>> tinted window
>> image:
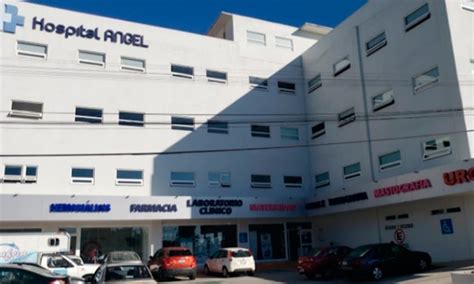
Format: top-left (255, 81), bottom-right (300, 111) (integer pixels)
top-left (231, 250), bottom-right (251, 258)
top-left (346, 245), bottom-right (373, 258)
top-left (105, 265), bottom-right (151, 280)
top-left (169, 250), bottom-right (192, 257)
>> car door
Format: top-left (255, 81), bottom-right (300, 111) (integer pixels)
top-left (390, 244), bottom-right (412, 272)
top-left (215, 250), bottom-right (227, 271)
top-left (207, 251), bottom-right (218, 272)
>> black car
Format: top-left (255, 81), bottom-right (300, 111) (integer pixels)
top-left (341, 243), bottom-right (431, 281)
top-left (0, 263), bottom-right (70, 284)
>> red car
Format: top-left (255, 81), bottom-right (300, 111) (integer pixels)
top-left (147, 247), bottom-right (197, 281)
top-left (297, 246), bottom-right (352, 279)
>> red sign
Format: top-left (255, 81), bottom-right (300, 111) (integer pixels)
top-left (443, 167), bottom-right (474, 186)
top-left (394, 228), bottom-right (406, 244)
top-left (249, 204), bottom-right (297, 212)
top-left (373, 179), bottom-right (432, 198)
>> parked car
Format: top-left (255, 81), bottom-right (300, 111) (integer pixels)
top-left (91, 261), bottom-right (155, 284)
top-left (0, 263), bottom-right (71, 284)
top-left (297, 246), bottom-right (352, 279)
top-left (39, 254), bottom-right (99, 281)
top-left (147, 247), bottom-right (196, 281)
top-left (204, 247), bottom-right (255, 277)
top-left (341, 243), bottom-right (432, 280)
top-left (100, 251), bottom-right (141, 264)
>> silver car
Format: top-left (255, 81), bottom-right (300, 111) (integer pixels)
top-left (91, 261), bottom-right (156, 284)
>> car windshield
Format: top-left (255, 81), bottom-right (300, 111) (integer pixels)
top-left (346, 245), bottom-right (373, 258)
top-left (109, 252), bottom-right (141, 262)
top-left (67, 256), bottom-right (84, 266)
top-left (313, 248), bottom-right (329, 257)
top-left (231, 250), bottom-right (251, 258)
top-left (169, 250), bottom-right (192, 257)
top-left (105, 265), bottom-right (151, 281)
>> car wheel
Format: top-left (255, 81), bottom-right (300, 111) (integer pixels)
top-left (371, 266), bottom-right (383, 281)
top-left (204, 265), bottom-right (210, 275)
top-left (82, 274), bottom-right (93, 282)
top-left (189, 273), bottom-right (196, 280)
top-left (222, 266), bottom-right (229, 278)
top-left (247, 270), bottom-right (255, 276)
top-left (418, 258), bottom-right (429, 271)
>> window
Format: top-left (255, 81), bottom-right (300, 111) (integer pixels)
top-left (251, 124), bottom-right (270, 138)
top-left (75, 107), bottom-right (103, 124)
top-left (275, 36), bottom-right (293, 50)
top-left (311, 122), bottom-right (325, 139)
top-left (284, 176), bottom-right (302, 188)
top-left (171, 116), bottom-right (194, 131)
top-left (308, 74), bottom-right (322, 94)
top-left (171, 64), bottom-right (194, 79)
top-left (17, 41), bottom-right (47, 58)
top-left (119, 111), bottom-right (144, 127)
top-left (372, 90), bottom-right (394, 112)
top-left (71, 168), bottom-right (94, 184)
top-left (120, 57), bottom-right (145, 72)
top-left (3, 165), bottom-right (37, 183)
top-left (423, 137), bottom-right (451, 160)
top-left (343, 162), bottom-right (361, 180)
top-left (405, 3), bottom-right (430, 32)
top-left (338, 107), bottom-right (356, 127)
top-left (247, 31), bottom-right (266, 46)
top-left (207, 120), bottom-right (228, 134)
top-left (413, 66), bottom-right (439, 93)
top-left (333, 57), bottom-right (351, 77)
top-left (9, 100), bottom-right (43, 119)
top-left (208, 172), bottom-right (231, 188)
top-left (170, 172), bottom-right (195, 187)
top-left (278, 81), bottom-right (296, 94)
top-left (315, 172), bottom-right (330, 188)
top-left (431, 209), bottom-right (444, 215)
top-left (249, 76), bottom-right (268, 90)
top-left (206, 70), bottom-right (227, 84)
top-left (446, 207), bottom-right (461, 213)
top-left (379, 150), bottom-right (401, 171)
top-left (366, 32), bottom-right (387, 56)
top-left (78, 50), bottom-right (105, 67)
top-left (385, 215), bottom-right (396, 221)
top-left (116, 169), bottom-right (143, 186)
top-left (280, 127), bottom-right (299, 140)
top-left (398, 214), bottom-right (409, 219)
top-left (251, 174), bottom-right (271, 188)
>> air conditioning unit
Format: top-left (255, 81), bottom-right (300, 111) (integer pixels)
top-left (9, 110), bottom-right (42, 119)
top-left (423, 148), bottom-right (451, 161)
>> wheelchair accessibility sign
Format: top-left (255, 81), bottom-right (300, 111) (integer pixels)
top-left (440, 219), bottom-right (454, 235)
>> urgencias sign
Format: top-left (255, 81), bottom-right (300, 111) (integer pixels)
top-left (443, 167), bottom-right (474, 186)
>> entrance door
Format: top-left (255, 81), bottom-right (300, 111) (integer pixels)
top-left (287, 223), bottom-right (313, 260)
top-left (299, 229), bottom-right (313, 257)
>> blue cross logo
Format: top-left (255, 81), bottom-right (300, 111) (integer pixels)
top-left (1, 2), bottom-right (24, 34)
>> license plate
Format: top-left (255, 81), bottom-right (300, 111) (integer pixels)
top-left (178, 259), bottom-right (185, 263)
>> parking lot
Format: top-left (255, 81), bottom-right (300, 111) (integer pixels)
top-left (158, 261), bottom-right (474, 284)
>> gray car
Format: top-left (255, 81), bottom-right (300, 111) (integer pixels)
top-left (91, 261), bottom-right (156, 284)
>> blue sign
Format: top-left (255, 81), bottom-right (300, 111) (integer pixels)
top-left (130, 204), bottom-right (177, 213)
top-left (1, 3), bottom-right (25, 34)
top-left (49, 203), bottom-right (111, 213)
top-left (239, 232), bottom-right (248, 243)
top-left (440, 218), bottom-right (454, 235)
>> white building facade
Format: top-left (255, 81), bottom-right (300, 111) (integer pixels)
top-left (1, 0), bottom-right (474, 264)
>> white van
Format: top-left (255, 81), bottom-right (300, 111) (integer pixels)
top-left (39, 254), bottom-right (99, 281)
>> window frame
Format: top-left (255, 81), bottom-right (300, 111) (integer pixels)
top-left (338, 107), bottom-right (356, 127)
top-left (422, 137), bottom-right (451, 161)
top-left (280, 127), bottom-right (299, 141)
top-left (170, 171), bottom-right (195, 187)
top-left (251, 174), bottom-right (272, 189)
top-left (118, 111), bottom-right (145, 127)
top-left (247, 31), bottom-right (266, 46)
top-left (249, 76), bottom-right (268, 90)
top-left (78, 50), bottom-right (106, 67)
top-left (171, 116), bottom-right (194, 131)
top-left (343, 162), bottom-right (361, 180)
top-left (207, 120), bottom-right (229, 134)
top-left (413, 66), bottom-right (439, 94)
top-left (366, 32), bottom-right (387, 57)
top-left (404, 3), bottom-right (431, 32)
top-left (70, 167), bottom-right (95, 185)
top-left (308, 74), bottom-right (322, 94)
top-left (275, 36), bottom-right (293, 51)
top-left (208, 172), bottom-right (231, 188)
top-left (315, 172), bottom-right (330, 188)
top-left (251, 124), bottom-right (271, 138)
top-left (3, 165), bottom-right (37, 183)
top-left (333, 57), bottom-right (351, 77)
top-left (277, 81), bottom-right (296, 94)
top-left (311, 122), bottom-right (326, 139)
top-left (372, 89), bottom-right (395, 112)
top-left (75, 106), bottom-right (103, 124)
top-left (120, 56), bottom-right (146, 73)
top-left (115, 169), bottom-right (144, 186)
top-left (16, 41), bottom-right (48, 59)
top-left (283, 175), bottom-right (302, 188)
top-left (206, 70), bottom-right (228, 84)
top-left (9, 100), bottom-right (43, 119)
top-left (171, 64), bottom-right (194, 79)
top-left (379, 150), bottom-right (402, 172)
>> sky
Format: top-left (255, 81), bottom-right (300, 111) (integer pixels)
top-left (25, 0), bottom-right (368, 35)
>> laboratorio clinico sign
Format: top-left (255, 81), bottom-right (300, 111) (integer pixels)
top-left (186, 199), bottom-right (243, 215)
